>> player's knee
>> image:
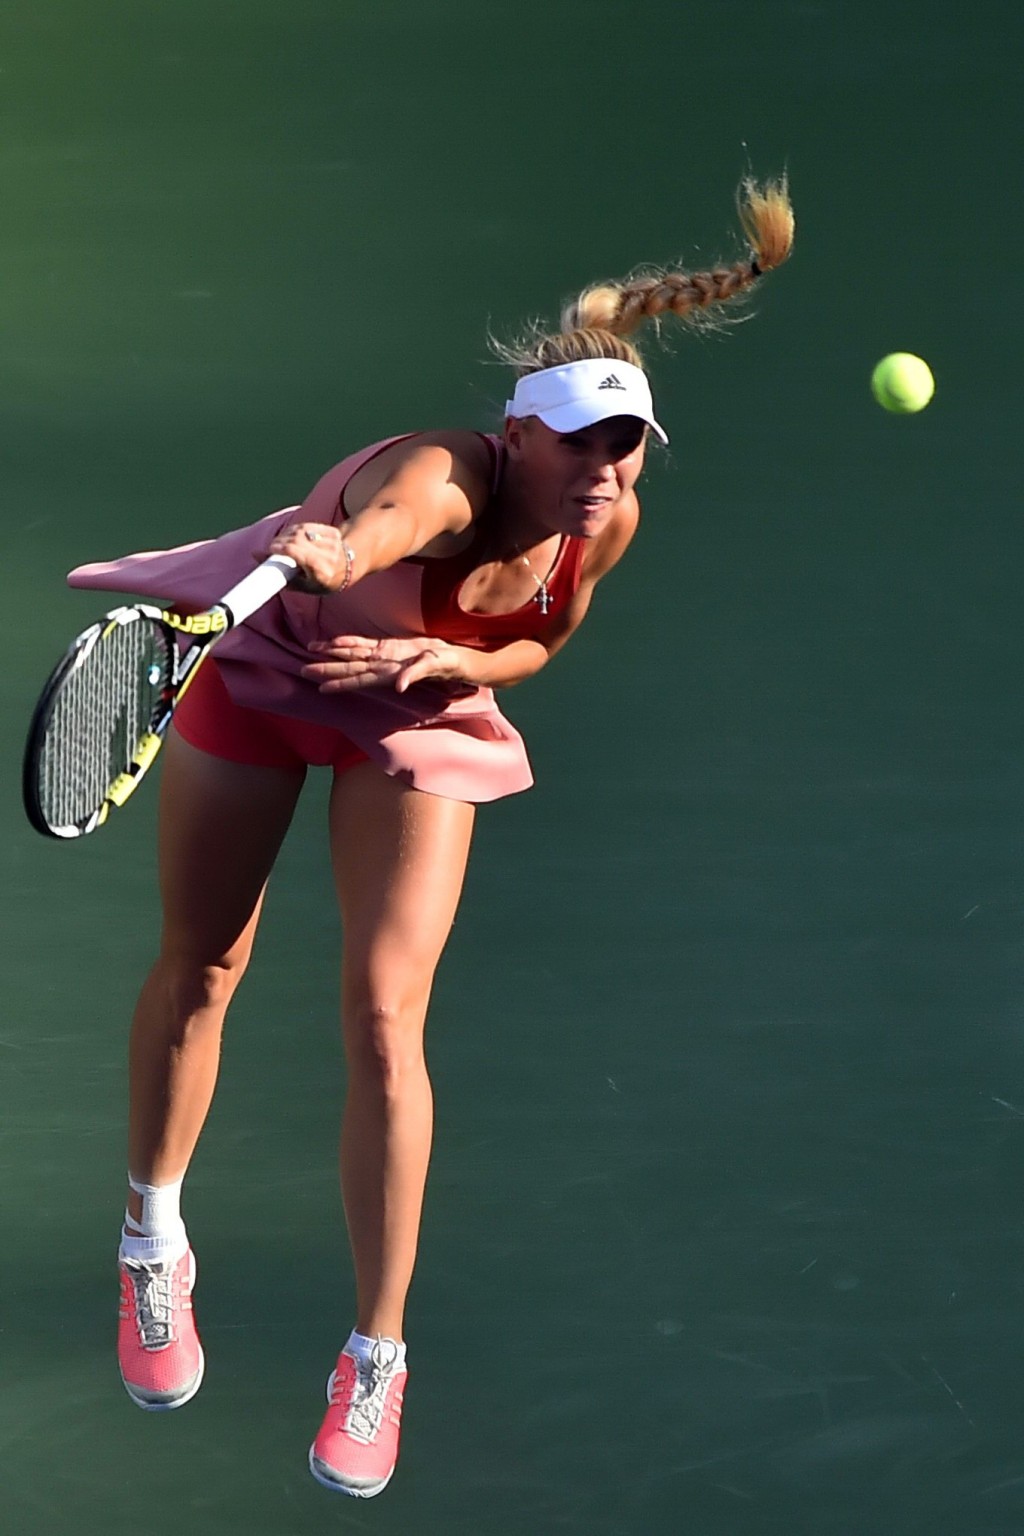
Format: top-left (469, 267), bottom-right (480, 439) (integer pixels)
top-left (159, 953), bottom-right (248, 1021)
top-left (345, 999), bottom-right (427, 1094)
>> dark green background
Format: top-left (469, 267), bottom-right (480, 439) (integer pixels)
top-left (4, 3), bottom-right (1024, 1532)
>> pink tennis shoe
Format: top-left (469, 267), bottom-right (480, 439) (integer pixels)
top-left (308, 1337), bottom-right (407, 1497)
top-left (117, 1247), bottom-right (205, 1410)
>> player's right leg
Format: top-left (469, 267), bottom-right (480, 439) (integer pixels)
top-left (118, 730), bottom-right (305, 1410)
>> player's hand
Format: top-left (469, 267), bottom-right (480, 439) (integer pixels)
top-left (265, 523), bottom-right (350, 592)
top-left (302, 635), bottom-right (465, 694)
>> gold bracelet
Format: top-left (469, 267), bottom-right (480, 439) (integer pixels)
top-left (339, 539), bottom-right (354, 591)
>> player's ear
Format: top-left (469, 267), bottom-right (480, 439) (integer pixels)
top-left (504, 416), bottom-right (526, 457)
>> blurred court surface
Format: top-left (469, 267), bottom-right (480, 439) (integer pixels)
top-left (4, 2), bottom-right (1024, 1532)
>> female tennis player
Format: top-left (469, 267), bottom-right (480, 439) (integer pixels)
top-left (69, 178), bottom-right (793, 1498)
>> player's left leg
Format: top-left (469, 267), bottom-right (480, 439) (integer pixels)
top-left (308, 761), bottom-right (475, 1496)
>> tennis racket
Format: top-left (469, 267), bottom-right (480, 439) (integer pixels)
top-left (22, 554), bottom-right (298, 840)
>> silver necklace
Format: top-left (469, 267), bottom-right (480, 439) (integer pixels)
top-left (513, 546), bottom-right (552, 615)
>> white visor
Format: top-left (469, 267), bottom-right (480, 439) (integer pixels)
top-left (505, 357), bottom-right (668, 445)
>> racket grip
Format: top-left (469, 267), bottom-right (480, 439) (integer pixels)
top-left (218, 555), bottom-right (298, 626)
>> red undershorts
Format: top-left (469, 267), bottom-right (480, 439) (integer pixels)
top-left (172, 660), bottom-right (369, 774)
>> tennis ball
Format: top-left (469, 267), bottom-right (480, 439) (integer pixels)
top-left (871, 352), bottom-right (935, 414)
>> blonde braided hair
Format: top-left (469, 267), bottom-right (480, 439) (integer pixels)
top-left (495, 177), bottom-right (794, 376)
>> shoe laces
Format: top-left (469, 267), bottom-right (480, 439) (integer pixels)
top-left (122, 1259), bottom-right (178, 1349)
top-left (342, 1337), bottom-right (402, 1444)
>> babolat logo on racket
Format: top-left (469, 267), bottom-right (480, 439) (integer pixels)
top-left (161, 610), bottom-right (229, 636)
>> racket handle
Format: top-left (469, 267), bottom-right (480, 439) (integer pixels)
top-left (217, 555), bottom-right (298, 626)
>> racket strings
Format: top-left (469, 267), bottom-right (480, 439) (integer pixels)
top-left (37, 618), bottom-right (172, 832)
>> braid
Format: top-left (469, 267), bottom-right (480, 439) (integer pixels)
top-left (574, 264), bottom-right (755, 334)
top-left (492, 175), bottom-right (794, 375)
top-left (566, 176), bottom-right (794, 336)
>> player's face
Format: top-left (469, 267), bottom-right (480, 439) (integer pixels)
top-left (506, 415), bottom-right (647, 537)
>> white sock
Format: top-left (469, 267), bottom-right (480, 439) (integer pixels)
top-left (345, 1329), bottom-right (407, 1371)
top-left (119, 1174), bottom-right (188, 1265)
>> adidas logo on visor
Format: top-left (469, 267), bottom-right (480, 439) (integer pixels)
top-left (596, 373), bottom-right (626, 390)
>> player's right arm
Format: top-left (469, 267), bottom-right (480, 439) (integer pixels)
top-left (267, 434), bottom-right (490, 591)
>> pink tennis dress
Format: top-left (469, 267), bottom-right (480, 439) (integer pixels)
top-left (67, 435), bottom-right (586, 804)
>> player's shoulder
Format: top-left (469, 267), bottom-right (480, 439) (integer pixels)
top-left (378, 430), bottom-right (495, 507)
top-left (385, 429), bottom-right (493, 485)
top-left (343, 430), bottom-right (494, 521)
